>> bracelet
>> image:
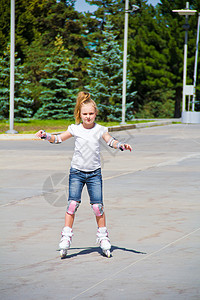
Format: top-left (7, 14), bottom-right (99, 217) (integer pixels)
top-left (51, 134), bottom-right (62, 144)
top-left (117, 142), bottom-right (126, 151)
top-left (41, 130), bottom-right (51, 141)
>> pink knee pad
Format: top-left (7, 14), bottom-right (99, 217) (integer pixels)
top-left (92, 203), bottom-right (104, 217)
top-left (67, 200), bottom-right (80, 215)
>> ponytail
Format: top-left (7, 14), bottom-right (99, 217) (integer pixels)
top-left (74, 91), bottom-right (98, 124)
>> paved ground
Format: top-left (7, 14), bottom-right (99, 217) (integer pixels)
top-left (0, 124), bottom-right (200, 300)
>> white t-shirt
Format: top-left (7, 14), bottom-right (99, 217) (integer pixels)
top-left (68, 123), bottom-right (108, 172)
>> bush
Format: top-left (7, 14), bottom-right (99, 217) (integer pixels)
top-left (135, 99), bottom-right (174, 119)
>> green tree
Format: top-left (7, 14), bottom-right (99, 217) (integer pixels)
top-left (128, 0), bottom-right (175, 118)
top-left (23, 36), bottom-right (53, 115)
top-left (0, 47), bottom-right (10, 119)
top-left (157, 0), bottom-right (200, 117)
top-left (27, 0), bottom-right (90, 86)
top-left (0, 47), bottom-right (33, 120)
top-left (34, 36), bottom-right (79, 119)
top-left (85, 0), bottom-right (125, 51)
top-left (0, 0), bottom-right (47, 61)
top-left (21, 0), bottom-right (90, 93)
top-left (0, 0), bottom-right (10, 56)
top-left (86, 21), bottom-right (135, 121)
top-left (0, 0), bottom-right (89, 61)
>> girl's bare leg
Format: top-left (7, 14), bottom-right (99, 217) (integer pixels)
top-left (96, 213), bottom-right (106, 228)
top-left (64, 212), bottom-right (106, 228)
top-left (64, 213), bottom-right (75, 228)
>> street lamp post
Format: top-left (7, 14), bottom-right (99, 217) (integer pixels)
top-left (6, 0), bottom-right (18, 134)
top-left (172, 2), bottom-right (197, 122)
top-left (121, 1), bottom-right (139, 125)
top-left (192, 12), bottom-right (200, 111)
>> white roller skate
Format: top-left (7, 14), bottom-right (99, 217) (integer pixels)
top-left (59, 226), bottom-right (73, 259)
top-left (96, 227), bottom-right (111, 258)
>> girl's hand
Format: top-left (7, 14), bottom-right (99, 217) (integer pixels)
top-left (118, 143), bottom-right (132, 151)
top-left (124, 144), bottom-right (132, 151)
top-left (35, 130), bottom-right (46, 139)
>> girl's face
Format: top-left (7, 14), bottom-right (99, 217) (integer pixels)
top-left (80, 103), bottom-right (97, 128)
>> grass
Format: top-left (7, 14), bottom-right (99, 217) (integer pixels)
top-left (0, 119), bottom-right (154, 134)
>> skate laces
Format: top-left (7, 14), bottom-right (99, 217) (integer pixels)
top-left (60, 227), bottom-right (73, 244)
top-left (60, 235), bottom-right (71, 243)
top-left (61, 227), bottom-right (73, 237)
top-left (96, 228), bottom-right (110, 244)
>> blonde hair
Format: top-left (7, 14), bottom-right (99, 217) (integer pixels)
top-left (74, 91), bottom-right (98, 124)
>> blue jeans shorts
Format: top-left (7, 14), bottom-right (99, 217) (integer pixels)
top-left (68, 167), bottom-right (103, 204)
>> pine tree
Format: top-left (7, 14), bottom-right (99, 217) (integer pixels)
top-left (0, 0), bottom-right (10, 57)
top-left (34, 36), bottom-right (79, 120)
top-left (0, 46), bottom-right (33, 121)
top-left (86, 21), bottom-right (135, 121)
top-left (23, 36), bottom-right (53, 115)
top-left (85, 0), bottom-right (125, 51)
top-left (128, 1), bottom-right (175, 118)
top-left (0, 48), bottom-right (10, 119)
top-left (157, 0), bottom-right (199, 117)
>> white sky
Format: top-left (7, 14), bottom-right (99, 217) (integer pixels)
top-left (75, 0), bottom-right (161, 12)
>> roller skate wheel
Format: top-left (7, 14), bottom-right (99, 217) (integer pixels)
top-left (60, 249), bottom-right (67, 259)
top-left (103, 250), bottom-right (111, 258)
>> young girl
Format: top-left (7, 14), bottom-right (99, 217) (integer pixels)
top-left (36, 91), bottom-right (132, 258)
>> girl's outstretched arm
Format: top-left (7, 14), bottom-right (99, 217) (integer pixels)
top-left (102, 132), bottom-right (132, 151)
top-left (60, 130), bottom-right (73, 142)
top-left (35, 129), bottom-right (72, 143)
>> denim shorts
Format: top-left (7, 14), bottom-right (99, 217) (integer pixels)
top-left (68, 167), bottom-right (103, 204)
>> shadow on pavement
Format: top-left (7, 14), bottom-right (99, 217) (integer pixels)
top-left (59, 245), bottom-right (146, 259)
